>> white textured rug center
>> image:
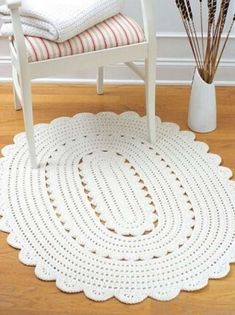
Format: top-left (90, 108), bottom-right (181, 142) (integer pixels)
top-left (0, 112), bottom-right (235, 304)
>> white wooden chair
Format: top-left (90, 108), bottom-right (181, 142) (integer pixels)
top-left (7, 0), bottom-right (156, 168)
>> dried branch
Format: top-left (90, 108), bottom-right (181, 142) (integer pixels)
top-left (175, 0), bottom-right (234, 83)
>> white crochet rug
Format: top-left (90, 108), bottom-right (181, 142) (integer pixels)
top-left (0, 112), bottom-right (235, 304)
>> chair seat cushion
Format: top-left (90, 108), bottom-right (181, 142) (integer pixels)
top-left (18, 14), bottom-right (145, 63)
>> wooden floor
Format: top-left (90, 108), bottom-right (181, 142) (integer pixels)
top-left (0, 84), bottom-right (235, 315)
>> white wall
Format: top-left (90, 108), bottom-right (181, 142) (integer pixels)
top-left (0, 0), bottom-right (235, 84)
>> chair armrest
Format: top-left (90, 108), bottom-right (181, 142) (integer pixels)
top-left (7, 0), bottom-right (21, 10)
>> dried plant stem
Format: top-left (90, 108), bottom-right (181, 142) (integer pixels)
top-left (188, 22), bottom-right (204, 69)
top-left (191, 21), bottom-right (204, 67)
top-left (200, 1), bottom-right (205, 61)
top-left (213, 19), bottom-right (235, 80)
top-left (178, 7), bottom-right (202, 70)
top-left (184, 17), bottom-right (203, 69)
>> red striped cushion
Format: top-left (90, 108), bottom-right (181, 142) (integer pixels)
top-left (18, 14), bottom-right (145, 63)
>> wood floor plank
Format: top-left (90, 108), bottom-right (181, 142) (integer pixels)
top-left (0, 84), bottom-right (235, 315)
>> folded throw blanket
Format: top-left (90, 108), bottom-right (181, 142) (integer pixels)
top-left (0, 0), bottom-right (124, 42)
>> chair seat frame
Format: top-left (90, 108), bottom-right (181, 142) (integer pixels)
top-left (7, 0), bottom-right (157, 168)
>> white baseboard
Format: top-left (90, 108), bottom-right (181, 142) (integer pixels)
top-left (1, 57), bottom-right (235, 86)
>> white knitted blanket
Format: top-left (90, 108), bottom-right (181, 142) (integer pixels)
top-left (0, 0), bottom-right (124, 42)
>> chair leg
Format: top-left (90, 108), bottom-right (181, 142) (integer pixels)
top-left (97, 67), bottom-right (104, 95)
top-left (145, 57), bottom-right (156, 144)
top-left (13, 86), bottom-right (22, 111)
top-left (12, 68), bottom-right (22, 111)
top-left (21, 78), bottom-right (37, 168)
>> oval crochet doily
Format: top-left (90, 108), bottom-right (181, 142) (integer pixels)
top-left (0, 112), bottom-right (235, 304)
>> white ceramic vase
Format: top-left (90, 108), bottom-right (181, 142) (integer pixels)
top-left (188, 68), bottom-right (217, 133)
